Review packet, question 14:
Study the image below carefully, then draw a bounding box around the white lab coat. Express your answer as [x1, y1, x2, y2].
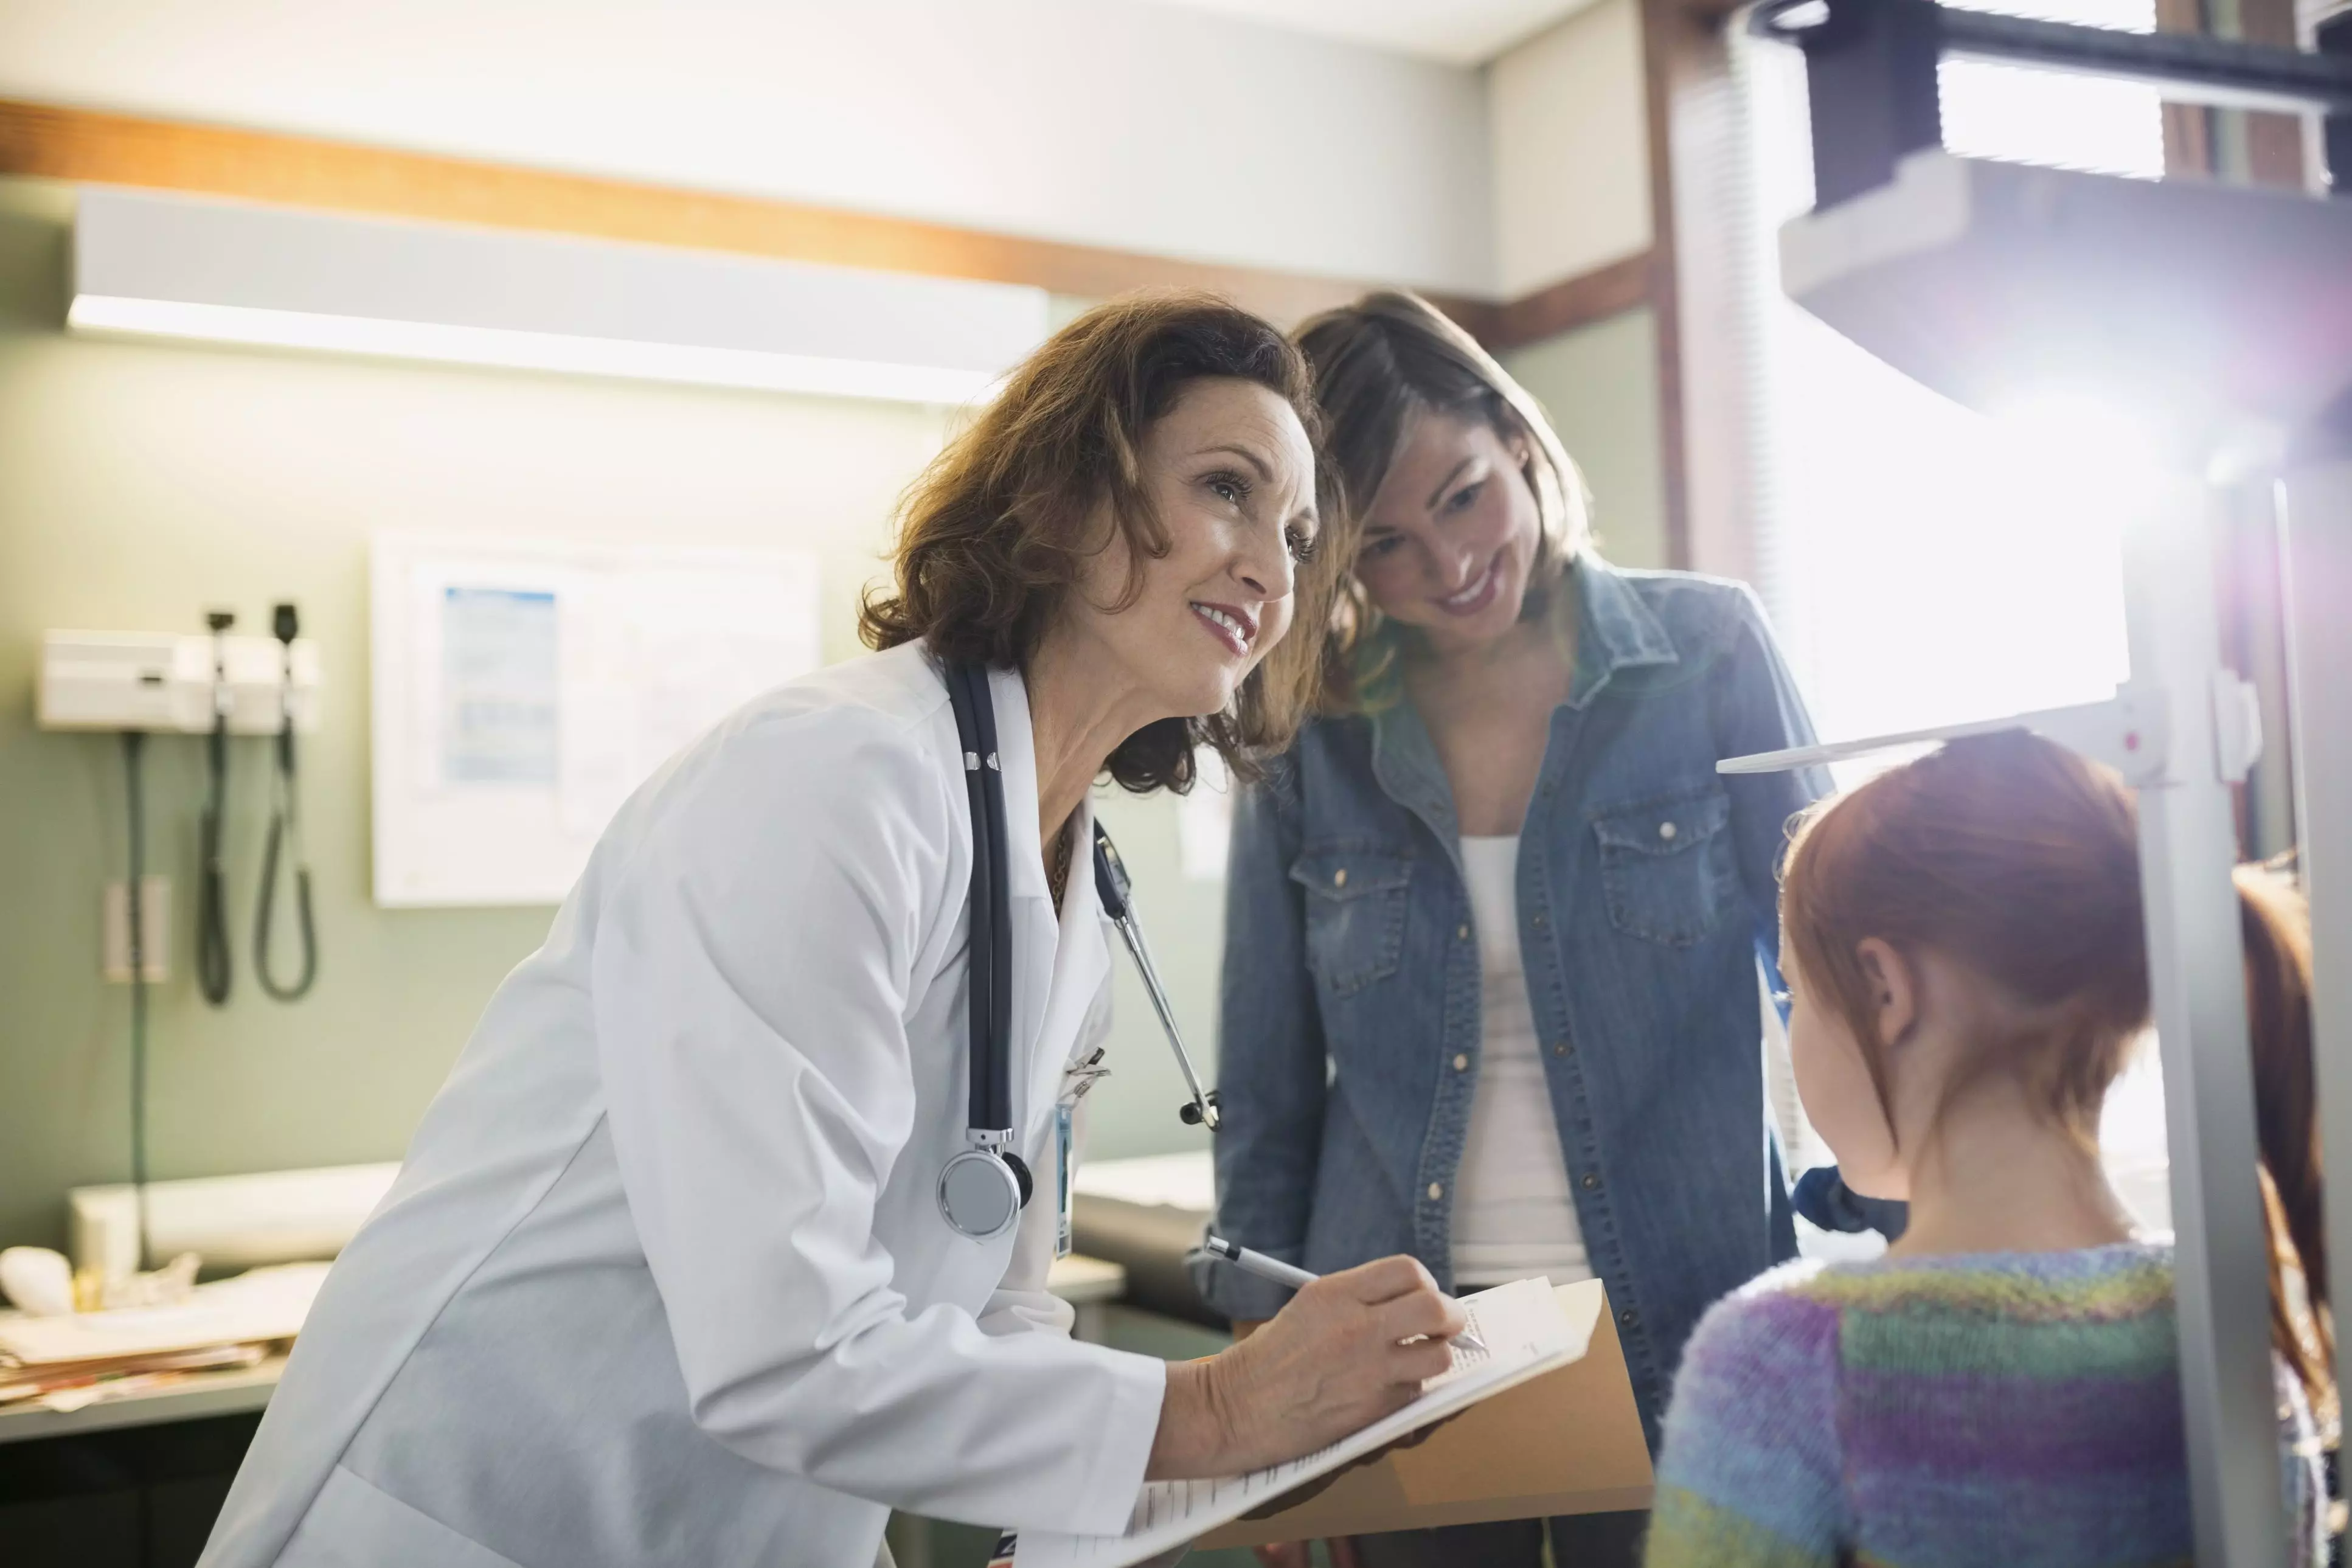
[200, 643, 1167, 1568]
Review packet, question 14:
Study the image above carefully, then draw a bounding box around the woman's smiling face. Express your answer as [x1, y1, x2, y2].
[1058, 375, 1320, 722]
[1352, 411, 1543, 658]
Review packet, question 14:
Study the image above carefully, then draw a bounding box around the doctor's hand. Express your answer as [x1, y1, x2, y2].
[1145, 1256, 1465, 1480]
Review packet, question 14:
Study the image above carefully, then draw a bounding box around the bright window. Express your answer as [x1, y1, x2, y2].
[1744, 0, 2173, 1226]
[1748, 0, 2160, 754]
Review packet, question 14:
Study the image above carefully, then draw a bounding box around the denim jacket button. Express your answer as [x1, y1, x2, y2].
[1452, 1053, 1469, 1072]
[1426, 1182, 1443, 1202]
[1457, 923, 1471, 941]
[1333, 867, 1348, 889]
[1553, 1040, 1572, 1056]
[1531, 912, 1547, 928]
[1581, 1172, 1601, 1191]
[1658, 820, 1678, 841]
[1620, 1308, 1640, 1328]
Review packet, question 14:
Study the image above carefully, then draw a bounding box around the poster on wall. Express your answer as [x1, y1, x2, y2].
[371, 532, 821, 907]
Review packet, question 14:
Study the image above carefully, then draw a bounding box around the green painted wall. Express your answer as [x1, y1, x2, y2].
[0, 176, 1233, 1251]
[1502, 305, 1669, 571]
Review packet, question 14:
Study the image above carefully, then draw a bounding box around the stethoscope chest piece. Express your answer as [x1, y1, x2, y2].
[938, 1144, 1031, 1241]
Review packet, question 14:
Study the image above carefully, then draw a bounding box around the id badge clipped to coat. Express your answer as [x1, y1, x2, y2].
[1055, 1047, 1108, 1260]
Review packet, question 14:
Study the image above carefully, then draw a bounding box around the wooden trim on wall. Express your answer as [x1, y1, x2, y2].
[0, 97, 1511, 334]
[1485, 250, 1659, 352]
[0, 95, 1671, 376]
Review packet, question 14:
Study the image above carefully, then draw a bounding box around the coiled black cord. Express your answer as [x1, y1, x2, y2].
[255, 693, 317, 999]
[123, 730, 153, 1273]
[196, 642, 234, 1007]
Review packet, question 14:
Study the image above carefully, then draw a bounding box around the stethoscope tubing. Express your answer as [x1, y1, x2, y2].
[937, 657, 1219, 1240]
[948, 659, 1015, 1141]
[1091, 825, 1218, 1130]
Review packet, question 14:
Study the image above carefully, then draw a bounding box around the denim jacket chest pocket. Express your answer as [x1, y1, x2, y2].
[1289, 847, 1414, 996]
[1591, 786, 1738, 948]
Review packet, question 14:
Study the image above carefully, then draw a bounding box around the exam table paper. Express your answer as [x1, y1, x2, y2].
[1014, 1276, 1592, 1568]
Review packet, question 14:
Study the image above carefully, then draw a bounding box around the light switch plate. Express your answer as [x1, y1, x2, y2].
[103, 875, 170, 983]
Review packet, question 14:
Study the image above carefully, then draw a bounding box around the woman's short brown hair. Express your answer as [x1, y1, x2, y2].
[859, 290, 1342, 793]
[1293, 290, 1590, 708]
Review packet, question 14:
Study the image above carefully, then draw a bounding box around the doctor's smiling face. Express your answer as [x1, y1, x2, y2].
[863, 293, 1337, 798]
[1058, 375, 1319, 721]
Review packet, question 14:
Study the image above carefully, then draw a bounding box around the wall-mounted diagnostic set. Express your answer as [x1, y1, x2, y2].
[39, 609, 325, 1000]
[36, 607, 325, 1271]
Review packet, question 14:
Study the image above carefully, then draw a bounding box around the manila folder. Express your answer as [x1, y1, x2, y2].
[1195, 1280, 1653, 1548]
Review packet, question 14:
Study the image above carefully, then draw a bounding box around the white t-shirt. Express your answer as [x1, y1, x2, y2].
[1450, 835, 1595, 1288]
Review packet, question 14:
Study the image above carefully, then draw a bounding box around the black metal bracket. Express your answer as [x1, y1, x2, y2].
[2323, 6, 2352, 195]
[1751, 0, 2352, 205]
[1754, 0, 1943, 210]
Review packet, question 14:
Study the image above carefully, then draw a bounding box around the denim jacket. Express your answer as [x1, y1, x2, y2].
[1194, 558, 1829, 1445]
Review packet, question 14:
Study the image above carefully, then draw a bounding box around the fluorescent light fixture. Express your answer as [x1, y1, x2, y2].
[65, 294, 1005, 403]
[69, 188, 1049, 406]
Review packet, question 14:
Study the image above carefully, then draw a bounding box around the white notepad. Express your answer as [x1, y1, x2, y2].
[1014, 1275, 1598, 1568]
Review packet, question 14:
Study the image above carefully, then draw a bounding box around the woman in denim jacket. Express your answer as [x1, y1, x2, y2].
[1195, 293, 1830, 1568]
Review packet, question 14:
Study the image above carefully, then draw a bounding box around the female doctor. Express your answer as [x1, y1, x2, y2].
[200, 294, 1466, 1568]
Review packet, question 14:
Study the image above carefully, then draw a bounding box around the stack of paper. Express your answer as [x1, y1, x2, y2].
[1015, 1276, 1593, 1568]
[0, 1261, 328, 1412]
[0, 1342, 269, 1412]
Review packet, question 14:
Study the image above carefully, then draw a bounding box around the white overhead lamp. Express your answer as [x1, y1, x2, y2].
[68, 187, 1049, 406]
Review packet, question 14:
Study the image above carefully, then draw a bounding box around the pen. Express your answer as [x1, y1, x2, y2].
[1201, 1234, 1486, 1354]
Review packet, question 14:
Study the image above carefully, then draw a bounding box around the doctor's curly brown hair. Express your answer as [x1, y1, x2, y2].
[859, 290, 1348, 793]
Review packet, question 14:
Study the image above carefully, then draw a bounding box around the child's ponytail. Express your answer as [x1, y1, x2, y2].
[2239, 865, 2333, 1421]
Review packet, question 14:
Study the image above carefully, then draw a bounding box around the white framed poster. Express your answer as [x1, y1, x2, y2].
[370, 532, 821, 906]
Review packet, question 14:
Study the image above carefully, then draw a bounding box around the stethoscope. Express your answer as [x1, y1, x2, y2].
[935, 659, 1219, 1242]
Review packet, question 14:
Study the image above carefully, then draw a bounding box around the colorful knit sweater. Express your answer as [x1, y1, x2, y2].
[1644, 1243, 2326, 1567]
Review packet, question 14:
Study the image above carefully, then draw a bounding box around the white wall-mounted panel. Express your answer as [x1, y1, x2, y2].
[38, 629, 322, 734]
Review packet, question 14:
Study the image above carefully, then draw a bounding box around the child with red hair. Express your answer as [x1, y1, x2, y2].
[1645, 732, 2330, 1566]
